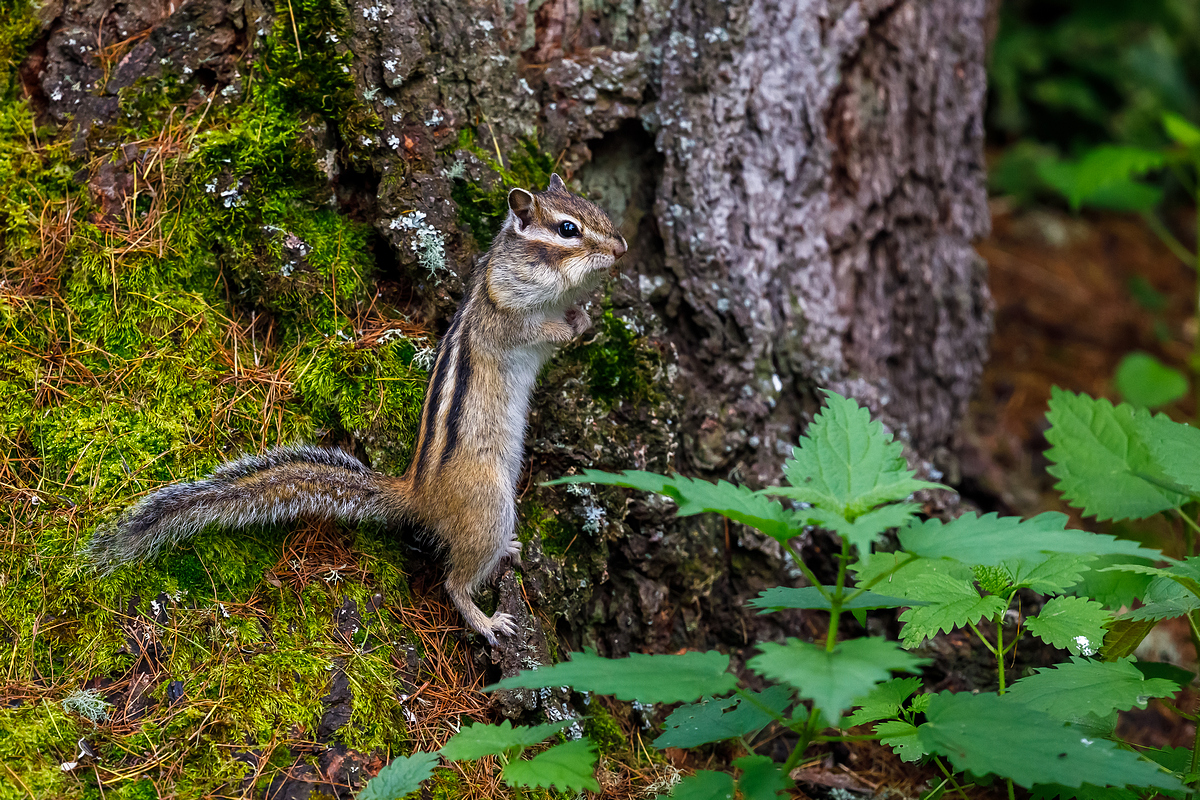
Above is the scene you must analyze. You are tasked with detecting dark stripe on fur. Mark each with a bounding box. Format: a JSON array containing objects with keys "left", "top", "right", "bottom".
[
  {"left": 210, "top": 444, "right": 369, "bottom": 480},
  {"left": 441, "top": 319, "right": 473, "bottom": 465},
  {"left": 411, "top": 310, "right": 462, "bottom": 486},
  {"left": 85, "top": 445, "right": 384, "bottom": 573}
]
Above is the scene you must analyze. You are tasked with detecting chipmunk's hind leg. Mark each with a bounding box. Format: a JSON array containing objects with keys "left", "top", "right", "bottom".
[{"left": 441, "top": 513, "right": 519, "bottom": 645}]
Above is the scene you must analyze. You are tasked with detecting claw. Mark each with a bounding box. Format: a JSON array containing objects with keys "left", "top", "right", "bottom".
[
  {"left": 488, "top": 612, "right": 518, "bottom": 639},
  {"left": 564, "top": 305, "right": 591, "bottom": 336},
  {"left": 505, "top": 539, "right": 523, "bottom": 561}
]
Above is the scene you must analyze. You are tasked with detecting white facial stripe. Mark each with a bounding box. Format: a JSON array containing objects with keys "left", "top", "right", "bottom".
[{"left": 515, "top": 226, "right": 587, "bottom": 248}]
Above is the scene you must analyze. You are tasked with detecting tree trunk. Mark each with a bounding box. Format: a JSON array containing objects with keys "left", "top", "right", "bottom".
[{"left": 23, "top": 0, "right": 990, "bottom": 687}]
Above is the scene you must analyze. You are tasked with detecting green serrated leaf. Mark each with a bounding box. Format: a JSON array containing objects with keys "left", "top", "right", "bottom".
[
  {"left": 1101, "top": 559, "right": 1200, "bottom": 599},
  {"left": 893, "top": 571, "right": 1008, "bottom": 648},
  {"left": 1122, "top": 596, "right": 1200, "bottom": 623},
  {"left": 1044, "top": 388, "right": 1186, "bottom": 521},
  {"left": 654, "top": 686, "right": 793, "bottom": 749},
  {"left": 853, "top": 553, "right": 976, "bottom": 596},
  {"left": 656, "top": 770, "right": 735, "bottom": 800},
  {"left": 1143, "top": 744, "right": 1192, "bottom": 772},
  {"left": 1119, "top": 574, "right": 1200, "bottom": 622},
  {"left": 1133, "top": 660, "right": 1195, "bottom": 689},
  {"left": 747, "top": 586, "right": 923, "bottom": 614},
  {"left": 806, "top": 503, "right": 923, "bottom": 556},
  {"left": 358, "top": 752, "right": 439, "bottom": 800},
  {"left": 1114, "top": 352, "right": 1188, "bottom": 409},
  {"left": 973, "top": 564, "right": 1014, "bottom": 596},
  {"left": 440, "top": 720, "right": 572, "bottom": 762},
  {"left": 1102, "top": 618, "right": 1160, "bottom": 661},
  {"left": 548, "top": 470, "right": 799, "bottom": 545},
  {"left": 734, "top": 755, "right": 793, "bottom": 800},
  {"left": 916, "top": 692, "right": 1184, "bottom": 790},
  {"left": 845, "top": 677, "right": 923, "bottom": 726},
  {"left": 1136, "top": 412, "right": 1200, "bottom": 499},
  {"left": 748, "top": 637, "right": 927, "bottom": 725},
  {"left": 486, "top": 649, "right": 737, "bottom": 704},
  {"left": 501, "top": 738, "right": 599, "bottom": 793},
  {"left": 898, "top": 512, "right": 1165, "bottom": 565},
  {"left": 1068, "top": 554, "right": 1155, "bottom": 609},
  {"left": 1006, "top": 554, "right": 1096, "bottom": 594},
  {"left": 1005, "top": 658, "right": 1180, "bottom": 721},
  {"left": 1025, "top": 596, "right": 1110, "bottom": 656},
  {"left": 1164, "top": 112, "right": 1200, "bottom": 148},
  {"left": 775, "top": 393, "right": 947, "bottom": 518},
  {"left": 875, "top": 720, "right": 926, "bottom": 762},
  {"left": 854, "top": 556, "right": 1008, "bottom": 648}
]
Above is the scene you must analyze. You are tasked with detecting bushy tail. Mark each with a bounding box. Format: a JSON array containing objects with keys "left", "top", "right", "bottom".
[{"left": 86, "top": 445, "right": 408, "bottom": 573}]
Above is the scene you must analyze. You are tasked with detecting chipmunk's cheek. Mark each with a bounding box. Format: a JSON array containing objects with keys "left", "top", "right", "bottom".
[
  {"left": 585, "top": 254, "right": 615, "bottom": 273},
  {"left": 562, "top": 256, "right": 597, "bottom": 283}
]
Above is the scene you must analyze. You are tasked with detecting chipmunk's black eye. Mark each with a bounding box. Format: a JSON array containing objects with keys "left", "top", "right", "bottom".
[{"left": 557, "top": 220, "right": 580, "bottom": 238}]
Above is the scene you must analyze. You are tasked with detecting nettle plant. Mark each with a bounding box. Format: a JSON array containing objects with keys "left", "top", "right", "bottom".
[{"left": 361, "top": 391, "right": 1200, "bottom": 799}]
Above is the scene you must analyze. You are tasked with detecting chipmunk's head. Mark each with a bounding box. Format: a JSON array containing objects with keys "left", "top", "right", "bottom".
[{"left": 489, "top": 174, "right": 626, "bottom": 310}]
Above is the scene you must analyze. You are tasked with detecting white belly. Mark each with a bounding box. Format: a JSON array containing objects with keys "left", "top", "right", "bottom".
[{"left": 498, "top": 342, "right": 554, "bottom": 487}]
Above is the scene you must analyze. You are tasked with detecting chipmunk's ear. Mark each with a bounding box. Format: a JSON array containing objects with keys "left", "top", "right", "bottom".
[
  {"left": 547, "top": 173, "right": 566, "bottom": 192},
  {"left": 507, "top": 188, "right": 535, "bottom": 230}
]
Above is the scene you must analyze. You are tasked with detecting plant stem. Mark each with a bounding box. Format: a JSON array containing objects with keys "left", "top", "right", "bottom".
[
  {"left": 782, "top": 541, "right": 834, "bottom": 604},
  {"left": 826, "top": 539, "right": 851, "bottom": 652},
  {"left": 1186, "top": 611, "right": 1200, "bottom": 800},
  {"left": 842, "top": 552, "right": 919, "bottom": 606},
  {"left": 966, "top": 620, "right": 997, "bottom": 656},
  {"left": 996, "top": 611, "right": 1006, "bottom": 695},
  {"left": 933, "top": 756, "right": 974, "bottom": 800},
  {"left": 1007, "top": 777, "right": 1016, "bottom": 800},
  {"left": 1141, "top": 210, "right": 1197, "bottom": 269},
  {"left": 781, "top": 708, "right": 820, "bottom": 775},
  {"left": 1177, "top": 508, "right": 1200, "bottom": 557},
  {"left": 1196, "top": 181, "right": 1200, "bottom": 421},
  {"left": 1187, "top": 715, "right": 1200, "bottom": 800}
]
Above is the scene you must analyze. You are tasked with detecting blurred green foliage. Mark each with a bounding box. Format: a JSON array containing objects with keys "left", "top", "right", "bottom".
[
  {"left": 991, "top": 0, "right": 1200, "bottom": 150},
  {"left": 989, "top": 1, "right": 1200, "bottom": 415},
  {"left": 990, "top": 0, "right": 1200, "bottom": 204}
]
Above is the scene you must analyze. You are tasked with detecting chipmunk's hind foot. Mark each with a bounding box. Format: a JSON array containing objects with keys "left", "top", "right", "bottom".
[
  {"left": 484, "top": 612, "right": 518, "bottom": 643},
  {"left": 446, "top": 581, "right": 518, "bottom": 646}
]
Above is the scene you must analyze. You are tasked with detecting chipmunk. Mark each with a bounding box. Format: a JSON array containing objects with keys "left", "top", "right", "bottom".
[{"left": 86, "top": 173, "right": 627, "bottom": 645}]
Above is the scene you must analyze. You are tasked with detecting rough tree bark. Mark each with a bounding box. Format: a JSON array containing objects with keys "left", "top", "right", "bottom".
[{"left": 24, "top": 0, "right": 991, "bottom": 671}]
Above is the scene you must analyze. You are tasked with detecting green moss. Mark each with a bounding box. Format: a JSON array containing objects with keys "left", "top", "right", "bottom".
[
  {"left": 450, "top": 133, "right": 556, "bottom": 249},
  {"left": 570, "top": 310, "right": 662, "bottom": 408},
  {"left": 518, "top": 500, "right": 577, "bottom": 557},
  {"left": 0, "top": 8, "right": 429, "bottom": 797},
  {"left": 260, "top": 0, "right": 355, "bottom": 116},
  {"left": 583, "top": 705, "right": 626, "bottom": 755},
  {"left": 114, "top": 779, "right": 158, "bottom": 800},
  {"left": 295, "top": 337, "right": 425, "bottom": 462},
  {"left": 0, "top": 0, "right": 38, "bottom": 101},
  {"left": 427, "top": 768, "right": 464, "bottom": 799}
]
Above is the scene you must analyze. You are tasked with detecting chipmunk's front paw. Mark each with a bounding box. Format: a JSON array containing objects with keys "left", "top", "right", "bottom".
[
  {"left": 565, "top": 305, "right": 591, "bottom": 336},
  {"left": 505, "top": 538, "right": 523, "bottom": 561}
]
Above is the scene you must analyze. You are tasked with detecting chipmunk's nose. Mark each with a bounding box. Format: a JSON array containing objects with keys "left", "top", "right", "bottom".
[{"left": 612, "top": 237, "right": 627, "bottom": 259}]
